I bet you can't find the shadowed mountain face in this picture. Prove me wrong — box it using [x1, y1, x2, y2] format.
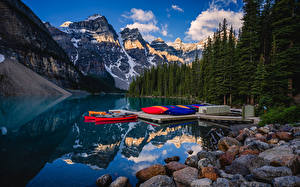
[0, 95, 227, 187]
[0, 0, 81, 90]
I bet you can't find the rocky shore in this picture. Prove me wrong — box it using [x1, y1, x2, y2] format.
[96, 124, 300, 187]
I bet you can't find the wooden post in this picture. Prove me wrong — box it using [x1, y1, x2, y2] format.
[288, 78, 293, 97]
[250, 95, 254, 105]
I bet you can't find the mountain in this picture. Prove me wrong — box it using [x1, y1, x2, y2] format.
[47, 15, 203, 90]
[0, 0, 82, 92]
[166, 38, 204, 63]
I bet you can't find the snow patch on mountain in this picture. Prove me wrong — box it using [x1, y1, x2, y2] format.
[86, 14, 102, 21]
[71, 38, 81, 48]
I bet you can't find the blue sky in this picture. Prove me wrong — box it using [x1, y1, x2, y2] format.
[23, 0, 244, 43]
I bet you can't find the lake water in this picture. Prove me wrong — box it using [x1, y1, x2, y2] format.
[0, 95, 228, 187]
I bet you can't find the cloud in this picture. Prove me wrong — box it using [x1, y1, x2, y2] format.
[126, 22, 159, 33]
[122, 8, 169, 42]
[128, 153, 159, 163]
[143, 34, 156, 42]
[185, 8, 243, 41]
[210, 0, 238, 9]
[161, 24, 168, 36]
[123, 8, 155, 22]
[171, 5, 184, 12]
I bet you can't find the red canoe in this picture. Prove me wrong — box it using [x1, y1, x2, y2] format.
[84, 114, 138, 122]
[94, 115, 138, 122]
[95, 119, 138, 125]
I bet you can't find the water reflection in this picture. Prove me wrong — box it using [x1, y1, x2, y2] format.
[0, 95, 228, 187]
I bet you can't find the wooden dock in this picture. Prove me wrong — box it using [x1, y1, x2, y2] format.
[109, 109, 258, 124]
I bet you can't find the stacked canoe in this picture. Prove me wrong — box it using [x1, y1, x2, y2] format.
[141, 104, 204, 115]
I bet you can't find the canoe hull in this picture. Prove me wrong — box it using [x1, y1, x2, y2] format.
[84, 115, 138, 122]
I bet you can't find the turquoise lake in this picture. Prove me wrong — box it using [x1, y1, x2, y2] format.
[0, 95, 228, 187]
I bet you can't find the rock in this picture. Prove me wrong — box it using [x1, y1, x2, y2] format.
[245, 139, 270, 151]
[230, 174, 246, 186]
[290, 139, 300, 151]
[250, 127, 257, 131]
[197, 151, 218, 168]
[96, 174, 113, 187]
[278, 140, 287, 145]
[109, 177, 130, 187]
[258, 126, 270, 134]
[173, 167, 198, 186]
[227, 145, 240, 156]
[270, 155, 300, 174]
[213, 178, 230, 187]
[272, 176, 300, 187]
[219, 170, 233, 180]
[236, 131, 248, 142]
[219, 152, 235, 168]
[191, 178, 212, 187]
[165, 161, 187, 174]
[268, 138, 279, 144]
[136, 164, 166, 182]
[140, 175, 175, 187]
[252, 166, 292, 182]
[280, 124, 293, 132]
[225, 155, 267, 176]
[291, 127, 300, 134]
[258, 145, 299, 173]
[185, 155, 199, 168]
[225, 162, 249, 176]
[266, 132, 277, 141]
[241, 181, 271, 187]
[276, 132, 293, 141]
[294, 131, 300, 137]
[255, 133, 267, 142]
[188, 150, 194, 155]
[197, 151, 217, 160]
[218, 137, 241, 152]
[244, 174, 254, 181]
[198, 158, 214, 170]
[164, 156, 180, 163]
[240, 149, 260, 156]
[211, 150, 224, 158]
[199, 167, 219, 181]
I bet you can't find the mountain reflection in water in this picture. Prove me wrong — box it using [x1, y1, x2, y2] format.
[0, 95, 227, 187]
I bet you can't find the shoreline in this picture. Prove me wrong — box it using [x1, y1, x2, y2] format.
[96, 123, 300, 187]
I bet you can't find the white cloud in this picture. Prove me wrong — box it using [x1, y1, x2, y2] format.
[123, 8, 155, 22]
[185, 8, 243, 41]
[128, 153, 159, 163]
[210, 0, 238, 9]
[161, 24, 168, 36]
[126, 22, 159, 33]
[171, 5, 184, 12]
[143, 34, 156, 42]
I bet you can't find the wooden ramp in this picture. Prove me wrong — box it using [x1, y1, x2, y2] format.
[109, 110, 256, 124]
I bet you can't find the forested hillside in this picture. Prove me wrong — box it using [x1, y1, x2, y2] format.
[129, 0, 300, 109]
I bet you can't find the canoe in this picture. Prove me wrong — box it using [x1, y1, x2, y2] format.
[84, 114, 138, 122]
[141, 104, 205, 115]
[94, 114, 138, 122]
[95, 119, 137, 125]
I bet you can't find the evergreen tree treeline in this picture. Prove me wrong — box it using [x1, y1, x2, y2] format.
[129, 0, 300, 108]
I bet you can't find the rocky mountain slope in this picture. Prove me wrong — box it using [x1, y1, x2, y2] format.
[0, 0, 82, 91]
[47, 15, 203, 90]
[0, 59, 71, 96]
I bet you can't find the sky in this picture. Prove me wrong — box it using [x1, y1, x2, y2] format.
[22, 0, 244, 43]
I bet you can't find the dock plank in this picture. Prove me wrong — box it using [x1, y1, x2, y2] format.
[109, 109, 254, 123]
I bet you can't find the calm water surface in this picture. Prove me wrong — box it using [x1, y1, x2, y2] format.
[0, 95, 227, 187]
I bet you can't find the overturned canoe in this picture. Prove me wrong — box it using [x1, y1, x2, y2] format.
[141, 104, 205, 115]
